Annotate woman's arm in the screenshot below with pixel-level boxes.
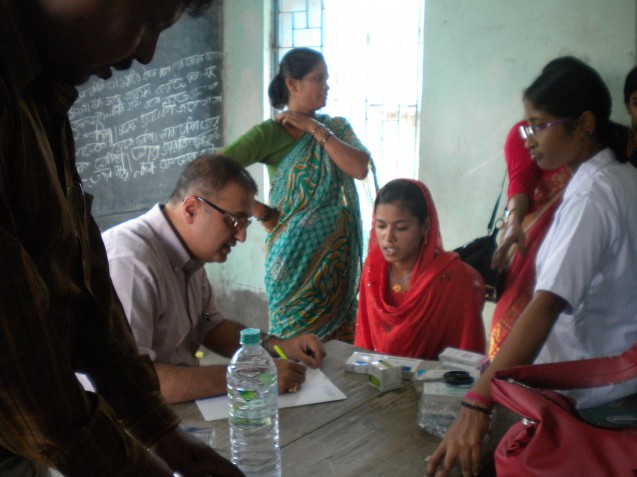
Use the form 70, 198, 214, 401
426, 290, 566, 477
491, 193, 530, 271
275, 111, 370, 179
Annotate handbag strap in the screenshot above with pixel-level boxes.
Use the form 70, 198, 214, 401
495, 341, 637, 390
487, 172, 507, 233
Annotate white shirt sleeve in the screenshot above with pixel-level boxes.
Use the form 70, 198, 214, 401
535, 189, 617, 313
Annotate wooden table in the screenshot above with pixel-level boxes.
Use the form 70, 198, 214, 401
173, 340, 514, 477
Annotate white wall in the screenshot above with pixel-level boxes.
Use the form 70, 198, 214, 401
215, 0, 637, 328
421, 0, 636, 248
205, 0, 272, 329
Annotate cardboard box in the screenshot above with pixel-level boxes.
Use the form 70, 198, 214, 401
368, 360, 402, 392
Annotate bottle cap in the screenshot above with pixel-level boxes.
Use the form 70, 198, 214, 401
240, 328, 260, 345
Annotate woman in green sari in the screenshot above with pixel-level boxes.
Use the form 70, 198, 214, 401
221, 48, 371, 341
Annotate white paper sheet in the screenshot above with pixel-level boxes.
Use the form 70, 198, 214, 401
195, 367, 347, 421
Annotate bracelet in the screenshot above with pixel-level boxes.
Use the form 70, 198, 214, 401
465, 391, 494, 409
319, 128, 333, 146
460, 401, 492, 417
256, 205, 275, 222
504, 208, 519, 221
310, 123, 324, 136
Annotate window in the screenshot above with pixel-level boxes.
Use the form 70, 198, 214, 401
275, 0, 425, 189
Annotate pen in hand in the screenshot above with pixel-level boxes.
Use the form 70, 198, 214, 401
273, 345, 300, 393
273, 345, 288, 360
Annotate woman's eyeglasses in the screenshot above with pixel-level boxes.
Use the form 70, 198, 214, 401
519, 118, 569, 140
195, 196, 251, 231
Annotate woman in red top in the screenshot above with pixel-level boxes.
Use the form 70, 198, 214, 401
489, 122, 570, 359
354, 179, 486, 359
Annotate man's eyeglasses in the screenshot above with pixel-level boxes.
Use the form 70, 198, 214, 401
195, 196, 251, 231
519, 118, 568, 140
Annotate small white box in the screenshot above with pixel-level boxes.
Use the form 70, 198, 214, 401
368, 360, 402, 392
345, 352, 378, 375
438, 347, 489, 373
346, 352, 424, 380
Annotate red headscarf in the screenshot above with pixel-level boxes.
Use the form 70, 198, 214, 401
354, 179, 486, 359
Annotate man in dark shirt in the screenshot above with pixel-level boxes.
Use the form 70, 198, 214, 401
0, 1, 242, 476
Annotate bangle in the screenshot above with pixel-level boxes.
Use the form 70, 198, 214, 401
256, 205, 275, 222
310, 123, 323, 136
319, 128, 333, 146
504, 208, 519, 221
465, 391, 494, 409
460, 401, 492, 417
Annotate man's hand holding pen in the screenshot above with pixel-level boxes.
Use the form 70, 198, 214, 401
269, 335, 326, 394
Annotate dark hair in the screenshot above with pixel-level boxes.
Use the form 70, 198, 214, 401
624, 66, 637, 104
185, 0, 218, 17
169, 154, 257, 202
541, 55, 587, 75
374, 179, 429, 224
268, 48, 325, 109
524, 57, 624, 158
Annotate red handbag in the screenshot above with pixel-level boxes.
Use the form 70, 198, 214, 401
491, 343, 637, 477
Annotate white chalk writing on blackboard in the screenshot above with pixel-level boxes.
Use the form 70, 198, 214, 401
71, 51, 221, 190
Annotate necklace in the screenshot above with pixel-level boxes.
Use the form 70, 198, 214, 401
389, 269, 412, 293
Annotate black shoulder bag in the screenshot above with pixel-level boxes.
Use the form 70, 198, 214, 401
453, 174, 506, 302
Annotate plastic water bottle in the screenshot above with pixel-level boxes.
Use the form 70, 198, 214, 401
227, 328, 281, 477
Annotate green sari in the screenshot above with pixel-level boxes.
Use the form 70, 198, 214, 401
266, 114, 368, 340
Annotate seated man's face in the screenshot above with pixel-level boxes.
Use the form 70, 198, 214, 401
190, 182, 254, 263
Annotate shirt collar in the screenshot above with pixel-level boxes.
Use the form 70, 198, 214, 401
145, 204, 205, 277
564, 148, 616, 199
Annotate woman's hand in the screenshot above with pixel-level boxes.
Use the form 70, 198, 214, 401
274, 111, 318, 134
425, 408, 491, 477
252, 201, 280, 232
276, 111, 370, 179
491, 219, 526, 272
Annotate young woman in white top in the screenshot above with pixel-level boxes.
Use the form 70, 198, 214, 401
426, 57, 637, 477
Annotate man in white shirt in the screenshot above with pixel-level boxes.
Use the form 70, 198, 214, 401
103, 154, 325, 403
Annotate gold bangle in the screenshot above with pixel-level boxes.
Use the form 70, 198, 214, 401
310, 124, 323, 136
319, 128, 333, 146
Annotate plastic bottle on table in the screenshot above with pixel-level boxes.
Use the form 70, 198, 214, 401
227, 328, 281, 477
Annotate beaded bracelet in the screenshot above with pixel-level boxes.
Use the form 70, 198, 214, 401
465, 391, 494, 409
460, 401, 492, 417
319, 128, 333, 146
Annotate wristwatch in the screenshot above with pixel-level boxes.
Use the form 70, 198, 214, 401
256, 205, 275, 222
261, 333, 278, 353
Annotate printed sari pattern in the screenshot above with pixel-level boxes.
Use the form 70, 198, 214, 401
266, 114, 368, 340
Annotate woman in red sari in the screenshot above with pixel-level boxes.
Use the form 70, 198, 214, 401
489, 122, 570, 360
354, 179, 486, 359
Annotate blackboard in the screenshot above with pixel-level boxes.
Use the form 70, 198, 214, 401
69, 6, 222, 229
